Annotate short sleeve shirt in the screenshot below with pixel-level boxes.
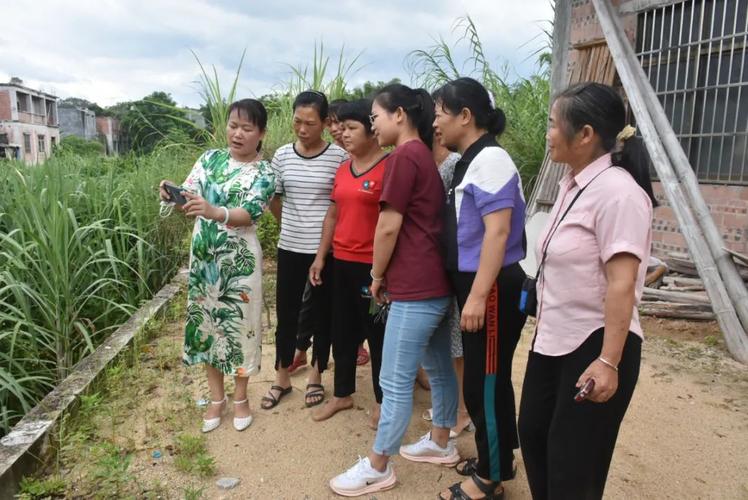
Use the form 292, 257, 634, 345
271, 142, 348, 254
379, 140, 451, 301
330, 155, 388, 264
534, 153, 653, 356
443, 134, 527, 272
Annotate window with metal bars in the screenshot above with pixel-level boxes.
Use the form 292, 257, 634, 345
635, 0, 748, 184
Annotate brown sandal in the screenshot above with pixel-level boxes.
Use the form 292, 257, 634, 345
304, 383, 325, 407
260, 385, 292, 410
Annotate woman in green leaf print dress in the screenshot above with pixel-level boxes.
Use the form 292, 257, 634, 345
159, 99, 275, 433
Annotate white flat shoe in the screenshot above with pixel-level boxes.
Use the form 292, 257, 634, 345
201, 396, 227, 433
233, 398, 254, 431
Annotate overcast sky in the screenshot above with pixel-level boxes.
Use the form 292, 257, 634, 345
0, 0, 554, 108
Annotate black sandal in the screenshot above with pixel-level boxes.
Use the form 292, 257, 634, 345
455, 457, 517, 479
304, 383, 325, 407
261, 385, 292, 409
438, 473, 503, 500
455, 457, 479, 476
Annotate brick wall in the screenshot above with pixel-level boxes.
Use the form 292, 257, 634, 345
652, 182, 748, 257
96, 116, 111, 135
0, 91, 11, 121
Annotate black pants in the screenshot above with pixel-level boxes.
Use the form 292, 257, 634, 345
450, 262, 527, 482
331, 258, 384, 403
518, 328, 642, 500
275, 248, 332, 371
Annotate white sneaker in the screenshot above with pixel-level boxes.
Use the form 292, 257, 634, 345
329, 457, 397, 497
399, 432, 460, 465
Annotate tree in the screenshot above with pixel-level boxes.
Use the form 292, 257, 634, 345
345, 79, 401, 100
120, 91, 195, 154
59, 97, 106, 116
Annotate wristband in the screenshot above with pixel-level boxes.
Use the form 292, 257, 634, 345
221, 206, 230, 224
370, 269, 384, 282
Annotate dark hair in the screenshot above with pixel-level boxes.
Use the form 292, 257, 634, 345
554, 82, 658, 207
336, 99, 374, 134
228, 98, 267, 152
293, 90, 329, 120
329, 99, 348, 120
433, 77, 506, 136
374, 83, 435, 149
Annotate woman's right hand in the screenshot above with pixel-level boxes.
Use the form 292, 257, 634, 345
309, 257, 325, 286
159, 180, 172, 202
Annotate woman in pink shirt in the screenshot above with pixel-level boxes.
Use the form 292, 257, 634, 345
517, 82, 656, 500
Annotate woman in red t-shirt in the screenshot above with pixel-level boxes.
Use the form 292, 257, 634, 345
329, 84, 458, 498
308, 99, 389, 426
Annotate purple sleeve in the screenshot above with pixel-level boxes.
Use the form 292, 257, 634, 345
467, 172, 519, 217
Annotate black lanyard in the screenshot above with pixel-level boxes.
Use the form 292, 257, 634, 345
535, 167, 611, 280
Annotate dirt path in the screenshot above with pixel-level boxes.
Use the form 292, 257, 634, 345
166, 318, 748, 500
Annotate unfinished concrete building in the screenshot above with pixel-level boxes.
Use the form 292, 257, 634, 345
58, 103, 97, 141
96, 116, 126, 155
0, 78, 60, 164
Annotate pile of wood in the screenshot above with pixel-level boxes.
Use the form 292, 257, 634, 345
640, 251, 748, 321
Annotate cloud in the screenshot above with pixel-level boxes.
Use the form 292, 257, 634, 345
0, 0, 553, 107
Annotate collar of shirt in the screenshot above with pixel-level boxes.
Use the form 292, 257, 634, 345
456, 133, 498, 169
559, 152, 613, 191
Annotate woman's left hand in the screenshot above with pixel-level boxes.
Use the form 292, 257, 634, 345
183, 192, 220, 220
461, 293, 486, 333
370, 279, 388, 305
576, 360, 619, 403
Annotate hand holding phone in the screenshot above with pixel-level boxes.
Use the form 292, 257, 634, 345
574, 378, 595, 402
162, 181, 189, 206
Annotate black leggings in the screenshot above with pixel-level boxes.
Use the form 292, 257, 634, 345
331, 258, 384, 403
274, 248, 332, 371
518, 328, 642, 500
450, 262, 527, 482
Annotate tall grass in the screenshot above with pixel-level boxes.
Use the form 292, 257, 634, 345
0, 18, 552, 436
263, 41, 363, 154
407, 16, 551, 193
0, 150, 192, 435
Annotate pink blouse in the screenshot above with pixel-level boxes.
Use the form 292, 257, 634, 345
533, 153, 653, 356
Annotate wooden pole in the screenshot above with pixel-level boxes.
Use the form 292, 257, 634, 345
591, 1, 748, 331
549, 0, 572, 102
591, 0, 748, 363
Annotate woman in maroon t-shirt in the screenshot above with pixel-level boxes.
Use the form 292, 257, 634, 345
307, 99, 388, 426
329, 85, 459, 498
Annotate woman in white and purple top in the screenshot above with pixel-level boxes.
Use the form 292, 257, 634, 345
433, 77, 527, 500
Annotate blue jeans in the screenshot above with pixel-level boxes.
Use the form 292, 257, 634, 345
372, 297, 458, 456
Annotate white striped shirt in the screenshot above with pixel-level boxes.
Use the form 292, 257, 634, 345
272, 142, 348, 254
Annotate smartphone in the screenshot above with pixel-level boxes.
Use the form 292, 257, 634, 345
574, 378, 595, 402
163, 182, 188, 206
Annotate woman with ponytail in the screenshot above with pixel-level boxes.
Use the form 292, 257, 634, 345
329, 84, 459, 497
433, 77, 528, 500
518, 82, 655, 500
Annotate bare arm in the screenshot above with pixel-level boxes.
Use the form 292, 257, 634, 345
309, 204, 338, 286
461, 209, 511, 332
601, 254, 639, 364
269, 195, 282, 223
578, 252, 640, 402
182, 192, 253, 227
370, 205, 403, 302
